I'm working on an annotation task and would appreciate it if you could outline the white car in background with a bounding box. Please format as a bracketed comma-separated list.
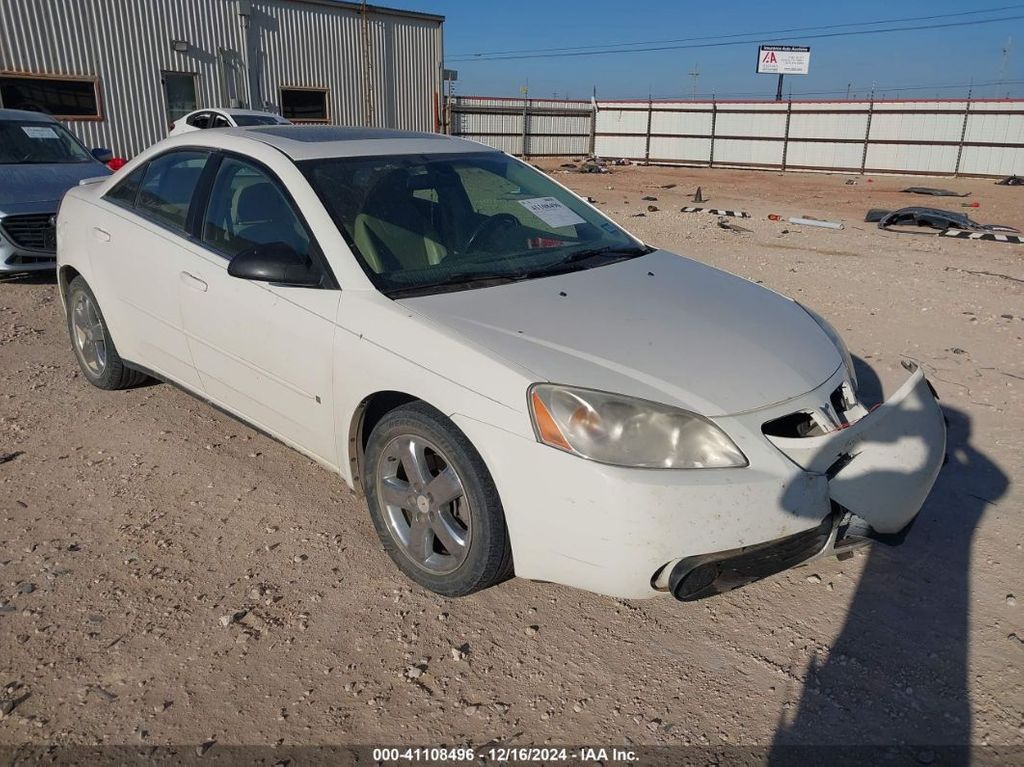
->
[54, 127, 946, 601]
[169, 108, 290, 135]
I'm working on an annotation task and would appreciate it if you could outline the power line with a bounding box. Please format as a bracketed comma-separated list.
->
[448, 4, 1024, 59]
[447, 13, 1024, 63]
[644, 79, 1024, 101]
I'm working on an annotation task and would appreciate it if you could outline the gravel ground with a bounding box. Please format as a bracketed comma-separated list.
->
[0, 163, 1022, 754]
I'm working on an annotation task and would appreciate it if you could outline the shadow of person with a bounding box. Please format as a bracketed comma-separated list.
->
[769, 357, 1008, 764]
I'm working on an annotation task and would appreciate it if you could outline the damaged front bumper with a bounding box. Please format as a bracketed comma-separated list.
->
[664, 365, 946, 600]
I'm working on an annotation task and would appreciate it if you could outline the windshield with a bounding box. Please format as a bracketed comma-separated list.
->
[233, 114, 286, 127]
[302, 152, 648, 297]
[0, 119, 94, 165]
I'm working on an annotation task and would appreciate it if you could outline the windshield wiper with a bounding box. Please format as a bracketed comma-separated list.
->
[557, 245, 652, 265]
[386, 271, 532, 298]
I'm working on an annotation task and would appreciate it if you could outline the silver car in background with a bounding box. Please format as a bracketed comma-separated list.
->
[0, 109, 112, 274]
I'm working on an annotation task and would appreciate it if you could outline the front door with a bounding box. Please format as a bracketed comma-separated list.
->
[162, 71, 197, 124]
[177, 155, 340, 464]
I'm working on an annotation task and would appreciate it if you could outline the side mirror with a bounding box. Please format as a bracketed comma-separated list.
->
[227, 242, 321, 287]
[91, 147, 114, 163]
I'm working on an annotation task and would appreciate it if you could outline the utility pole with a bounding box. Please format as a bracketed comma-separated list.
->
[775, 73, 784, 102]
[688, 63, 700, 100]
[360, 1, 375, 126]
[1000, 37, 1014, 97]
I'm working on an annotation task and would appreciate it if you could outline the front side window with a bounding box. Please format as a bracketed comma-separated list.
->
[0, 74, 100, 118]
[302, 152, 647, 297]
[211, 113, 231, 128]
[136, 150, 209, 231]
[202, 157, 311, 259]
[0, 119, 93, 164]
[280, 88, 328, 121]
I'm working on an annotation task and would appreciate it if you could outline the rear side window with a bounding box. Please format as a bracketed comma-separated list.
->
[105, 165, 147, 208]
[186, 112, 210, 129]
[211, 114, 231, 128]
[136, 151, 209, 231]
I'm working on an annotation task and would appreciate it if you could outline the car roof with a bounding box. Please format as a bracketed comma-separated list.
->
[212, 125, 499, 160]
[0, 108, 58, 123]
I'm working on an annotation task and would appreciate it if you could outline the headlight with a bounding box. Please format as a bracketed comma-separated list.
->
[528, 384, 747, 469]
[799, 303, 857, 391]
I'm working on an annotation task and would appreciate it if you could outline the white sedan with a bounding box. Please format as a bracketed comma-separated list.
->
[169, 108, 290, 135]
[55, 127, 946, 600]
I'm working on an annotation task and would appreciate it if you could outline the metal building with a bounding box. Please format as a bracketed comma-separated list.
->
[0, 0, 444, 156]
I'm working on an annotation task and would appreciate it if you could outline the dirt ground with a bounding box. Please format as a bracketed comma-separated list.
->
[1, 162, 1022, 756]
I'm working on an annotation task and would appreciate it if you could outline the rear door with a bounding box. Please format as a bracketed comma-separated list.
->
[176, 154, 341, 464]
[90, 149, 211, 389]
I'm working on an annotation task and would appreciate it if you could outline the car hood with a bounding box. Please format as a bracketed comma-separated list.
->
[0, 163, 109, 210]
[398, 250, 843, 416]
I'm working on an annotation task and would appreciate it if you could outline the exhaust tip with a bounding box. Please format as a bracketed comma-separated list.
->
[669, 561, 719, 600]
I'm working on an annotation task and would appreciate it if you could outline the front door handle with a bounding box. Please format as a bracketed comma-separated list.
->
[92, 227, 110, 242]
[180, 271, 208, 292]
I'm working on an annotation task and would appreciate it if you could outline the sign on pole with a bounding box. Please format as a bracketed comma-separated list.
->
[756, 45, 811, 75]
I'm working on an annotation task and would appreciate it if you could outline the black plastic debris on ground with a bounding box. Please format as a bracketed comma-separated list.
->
[872, 206, 1020, 234]
[901, 187, 971, 197]
[996, 175, 1024, 185]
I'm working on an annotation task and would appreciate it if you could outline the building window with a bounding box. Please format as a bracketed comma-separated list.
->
[280, 88, 328, 121]
[0, 73, 101, 119]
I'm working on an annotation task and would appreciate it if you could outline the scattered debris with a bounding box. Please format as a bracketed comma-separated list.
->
[641, 195, 658, 201]
[768, 214, 782, 221]
[864, 208, 889, 223]
[629, 212, 646, 217]
[219, 610, 247, 627]
[806, 574, 822, 584]
[0, 451, 24, 465]
[718, 217, 752, 233]
[659, 183, 677, 189]
[845, 179, 858, 185]
[681, 207, 750, 218]
[876, 207, 1020, 234]
[196, 739, 217, 757]
[950, 347, 967, 355]
[942, 229, 1024, 244]
[559, 163, 577, 169]
[789, 216, 844, 230]
[646, 205, 659, 212]
[524, 625, 539, 637]
[996, 175, 1024, 185]
[692, 186, 707, 203]
[902, 187, 970, 197]
[960, 201, 980, 208]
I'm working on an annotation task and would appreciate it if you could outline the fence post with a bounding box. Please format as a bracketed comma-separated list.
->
[644, 96, 653, 164]
[860, 96, 874, 174]
[781, 99, 792, 171]
[709, 100, 717, 167]
[954, 95, 971, 177]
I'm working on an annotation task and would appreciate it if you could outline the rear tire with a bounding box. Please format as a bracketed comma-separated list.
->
[363, 401, 514, 596]
[66, 276, 148, 390]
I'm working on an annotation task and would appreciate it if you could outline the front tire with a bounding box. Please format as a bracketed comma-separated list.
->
[66, 276, 148, 390]
[363, 402, 513, 596]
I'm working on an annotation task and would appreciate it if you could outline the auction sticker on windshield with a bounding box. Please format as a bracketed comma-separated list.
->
[518, 197, 586, 228]
[22, 126, 60, 139]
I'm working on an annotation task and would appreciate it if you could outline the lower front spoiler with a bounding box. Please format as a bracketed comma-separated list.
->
[665, 506, 910, 601]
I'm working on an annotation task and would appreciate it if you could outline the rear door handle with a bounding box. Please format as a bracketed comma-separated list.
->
[180, 271, 208, 292]
[92, 227, 110, 242]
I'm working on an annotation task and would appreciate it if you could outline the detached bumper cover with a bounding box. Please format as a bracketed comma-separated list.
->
[764, 367, 946, 534]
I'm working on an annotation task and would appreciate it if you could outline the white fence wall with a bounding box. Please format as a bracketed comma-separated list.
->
[449, 96, 1024, 177]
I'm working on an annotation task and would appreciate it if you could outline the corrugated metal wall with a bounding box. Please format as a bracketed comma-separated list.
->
[0, 0, 442, 156]
[451, 95, 1024, 177]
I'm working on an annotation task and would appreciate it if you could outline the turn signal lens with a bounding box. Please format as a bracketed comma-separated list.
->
[530, 390, 572, 451]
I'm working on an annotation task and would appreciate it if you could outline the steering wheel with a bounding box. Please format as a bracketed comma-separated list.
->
[464, 213, 520, 253]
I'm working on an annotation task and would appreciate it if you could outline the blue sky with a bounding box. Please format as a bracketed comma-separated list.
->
[410, 0, 1024, 100]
